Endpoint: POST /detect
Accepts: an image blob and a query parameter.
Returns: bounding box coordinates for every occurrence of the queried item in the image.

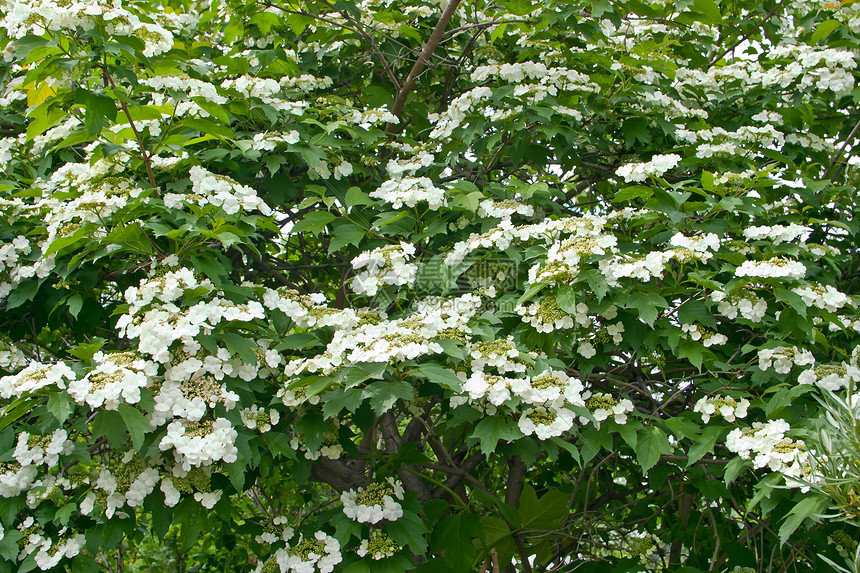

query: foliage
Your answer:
[0,0,859,571]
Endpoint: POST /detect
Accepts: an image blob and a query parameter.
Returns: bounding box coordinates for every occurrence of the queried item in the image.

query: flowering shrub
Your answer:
[0,0,859,571]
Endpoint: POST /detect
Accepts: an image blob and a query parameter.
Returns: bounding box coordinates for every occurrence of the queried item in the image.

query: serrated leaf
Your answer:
[677,299,716,329]
[414,363,463,391]
[387,511,428,554]
[556,284,577,314]
[624,291,668,325]
[723,456,748,485]
[686,425,724,467]
[328,220,365,254]
[118,404,150,451]
[321,388,363,418]
[811,19,840,44]
[778,495,827,544]
[636,425,672,473]
[291,211,336,235]
[362,380,413,414]
[472,416,525,455]
[47,392,74,424]
[430,513,482,572]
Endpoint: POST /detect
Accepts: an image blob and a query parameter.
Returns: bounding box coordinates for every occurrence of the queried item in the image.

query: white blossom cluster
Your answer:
[693,395,750,423]
[350,242,418,296]
[67,351,154,410]
[726,419,814,488]
[0,361,76,399]
[712,289,768,322]
[369,177,446,210]
[797,363,860,391]
[159,418,239,471]
[280,531,342,573]
[283,294,481,379]
[445,214,609,267]
[341,478,405,524]
[13,430,72,468]
[478,199,535,219]
[516,297,576,333]
[758,346,815,374]
[18,521,85,571]
[240,405,280,432]
[743,224,811,245]
[681,324,727,347]
[356,530,401,560]
[615,154,682,182]
[582,391,634,426]
[163,166,272,216]
[735,258,806,280]
[669,232,720,253]
[792,284,850,312]
[0,0,177,57]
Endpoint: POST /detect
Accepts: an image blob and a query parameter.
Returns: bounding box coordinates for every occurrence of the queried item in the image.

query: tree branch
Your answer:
[388,0,463,123]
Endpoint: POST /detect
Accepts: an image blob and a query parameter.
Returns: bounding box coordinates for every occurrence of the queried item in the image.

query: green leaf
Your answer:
[774,287,808,319]
[93,410,127,449]
[321,388,363,418]
[76,89,117,135]
[778,495,827,544]
[338,362,388,388]
[345,187,374,206]
[47,392,74,424]
[118,404,150,451]
[471,416,525,455]
[414,364,463,391]
[723,456,749,485]
[291,211,336,235]
[811,19,840,44]
[613,186,654,203]
[387,511,428,554]
[765,384,814,416]
[624,291,668,326]
[519,485,569,530]
[516,281,548,305]
[677,299,716,329]
[67,294,83,318]
[636,425,672,473]
[362,380,413,414]
[430,513,482,572]
[679,339,704,371]
[67,340,105,362]
[328,220,365,254]
[686,426,724,467]
[556,284,577,313]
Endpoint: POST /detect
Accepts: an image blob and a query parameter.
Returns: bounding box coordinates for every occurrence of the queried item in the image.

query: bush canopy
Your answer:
[0,0,860,571]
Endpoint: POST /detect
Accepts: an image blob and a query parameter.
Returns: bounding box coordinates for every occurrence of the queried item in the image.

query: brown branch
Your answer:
[100,68,158,193]
[824,116,860,182]
[388,0,463,123]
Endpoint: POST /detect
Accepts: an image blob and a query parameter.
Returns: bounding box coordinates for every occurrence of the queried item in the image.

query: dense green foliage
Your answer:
[1,0,860,571]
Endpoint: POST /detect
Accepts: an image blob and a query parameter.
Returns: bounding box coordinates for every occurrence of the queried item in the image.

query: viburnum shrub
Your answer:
[0,0,859,571]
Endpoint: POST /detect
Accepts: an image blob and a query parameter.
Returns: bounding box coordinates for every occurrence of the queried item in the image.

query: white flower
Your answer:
[340,478,405,524]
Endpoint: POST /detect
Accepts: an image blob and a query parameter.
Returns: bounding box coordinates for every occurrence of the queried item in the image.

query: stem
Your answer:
[388,0,463,123]
[100,68,158,193]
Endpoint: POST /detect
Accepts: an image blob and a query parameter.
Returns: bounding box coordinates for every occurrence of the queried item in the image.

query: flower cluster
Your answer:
[369,177,446,210]
[281,531,342,573]
[341,478,405,524]
[163,166,272,216]
[712,289,768,322]
[726,420,813,487]
[351,243,418,296]
[615,154,681,182]
[357,530,401,560]
[758,346,815,374]
[693,395,750,423]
